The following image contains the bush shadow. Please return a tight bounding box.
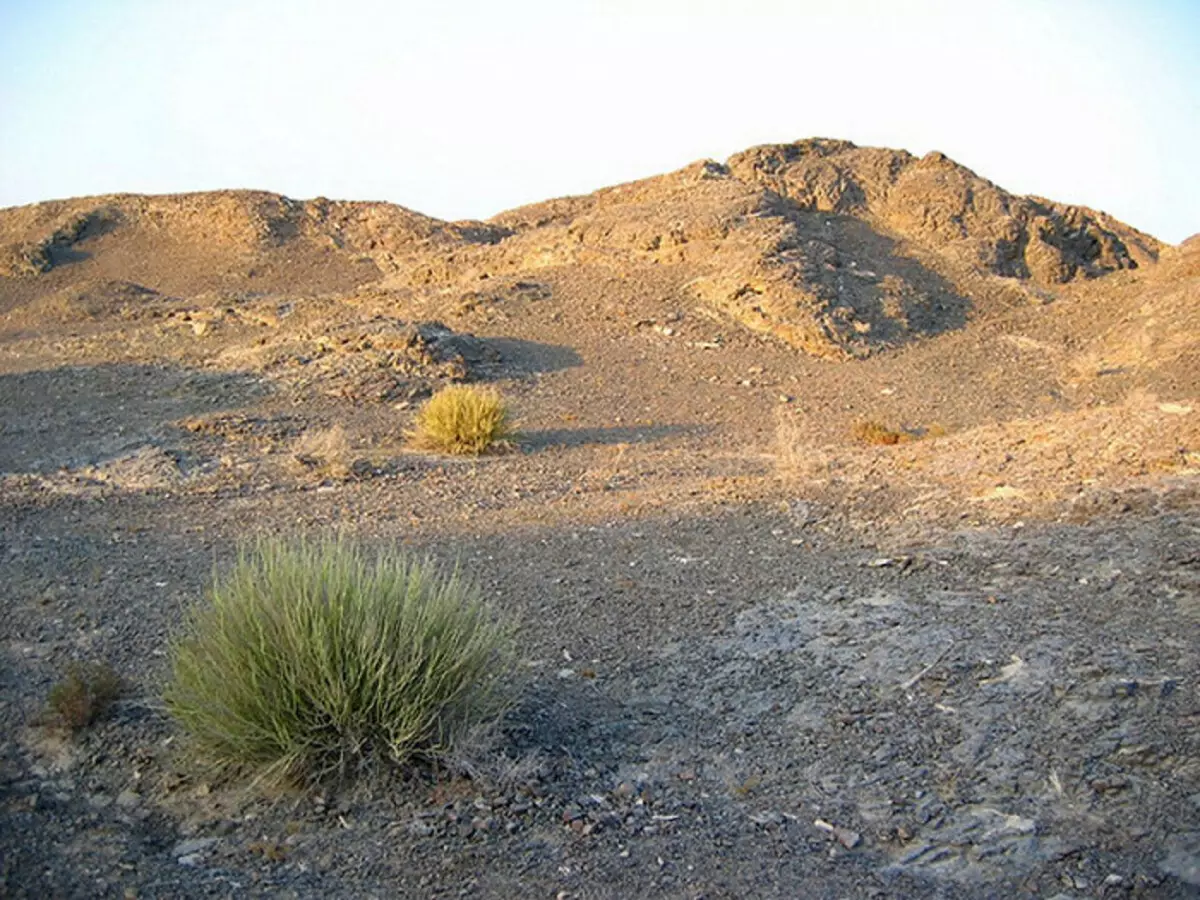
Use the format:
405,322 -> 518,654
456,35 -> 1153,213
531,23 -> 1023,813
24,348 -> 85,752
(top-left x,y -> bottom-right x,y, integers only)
479,338 -> 583,376
519,423 -> 706,450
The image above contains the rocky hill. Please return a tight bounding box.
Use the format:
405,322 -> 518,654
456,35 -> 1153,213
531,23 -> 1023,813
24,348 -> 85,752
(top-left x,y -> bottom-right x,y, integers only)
0,140 -> 1169,361
487,139 -> 1164,357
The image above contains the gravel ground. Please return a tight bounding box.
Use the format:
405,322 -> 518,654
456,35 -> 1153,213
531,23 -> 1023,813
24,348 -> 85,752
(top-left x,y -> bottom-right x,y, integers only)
2,482 -> 1197,898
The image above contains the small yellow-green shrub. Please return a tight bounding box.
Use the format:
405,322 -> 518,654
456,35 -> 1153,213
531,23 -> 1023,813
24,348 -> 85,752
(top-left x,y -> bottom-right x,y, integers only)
409,385 -> 515,455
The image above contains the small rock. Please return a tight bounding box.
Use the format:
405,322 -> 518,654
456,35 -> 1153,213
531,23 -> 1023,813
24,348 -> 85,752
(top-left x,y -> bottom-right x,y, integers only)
750,810 -> 784,827
173,837 -> 219,861
596,812 -> 622,831
116,789 -> 140,809
562,805 -> 585,824
1113,680 -> 1139,698
1157,402 -> 1193,415
1114,744 -> 1157,765
834,827 -> 862,849
1091,775 -> 1130,793
1161,831 -> 1200,886
813,818 -> 862,849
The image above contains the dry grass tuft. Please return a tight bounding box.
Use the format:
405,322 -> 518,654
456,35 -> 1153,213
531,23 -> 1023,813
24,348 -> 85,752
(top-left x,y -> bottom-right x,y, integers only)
44,662 -> 123,731
774,412 -> 831,483
408,385 -> 516,456
850,420 -> 912,446
289,424 -> 354,479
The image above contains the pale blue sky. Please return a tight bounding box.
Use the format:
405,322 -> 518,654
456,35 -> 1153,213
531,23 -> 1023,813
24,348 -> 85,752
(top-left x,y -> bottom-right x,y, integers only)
1,0 -> 1197,242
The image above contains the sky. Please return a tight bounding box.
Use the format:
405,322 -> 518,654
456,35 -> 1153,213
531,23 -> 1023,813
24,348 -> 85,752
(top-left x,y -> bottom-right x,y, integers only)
1,0 -> 1197,243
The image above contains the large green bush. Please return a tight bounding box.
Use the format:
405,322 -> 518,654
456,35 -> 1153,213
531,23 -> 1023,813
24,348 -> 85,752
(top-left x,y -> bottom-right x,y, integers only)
165,538 -> 514,784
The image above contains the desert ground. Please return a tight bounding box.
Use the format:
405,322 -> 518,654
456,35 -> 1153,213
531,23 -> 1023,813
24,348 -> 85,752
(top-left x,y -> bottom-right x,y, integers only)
1,140 -> 1197,898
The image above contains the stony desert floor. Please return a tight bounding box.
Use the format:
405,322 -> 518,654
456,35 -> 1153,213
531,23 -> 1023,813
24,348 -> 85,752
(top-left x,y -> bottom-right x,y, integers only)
1,143 -> 1198,897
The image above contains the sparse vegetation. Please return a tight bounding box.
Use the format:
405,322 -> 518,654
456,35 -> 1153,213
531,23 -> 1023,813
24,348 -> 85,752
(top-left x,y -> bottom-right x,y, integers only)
408,384 -> 516,455
164,538 -> 515,785
773,410 -> 832,482
289,423 -> 354,480
44,662 -> 123,731
850,419 -> 912,446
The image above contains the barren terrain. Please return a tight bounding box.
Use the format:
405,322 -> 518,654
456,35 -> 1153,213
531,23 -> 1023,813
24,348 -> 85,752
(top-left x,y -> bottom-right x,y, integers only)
1,140 -> 1197,898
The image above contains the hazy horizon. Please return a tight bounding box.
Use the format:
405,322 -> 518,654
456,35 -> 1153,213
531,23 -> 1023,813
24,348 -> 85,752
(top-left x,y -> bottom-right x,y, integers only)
2,0 -> 1197,243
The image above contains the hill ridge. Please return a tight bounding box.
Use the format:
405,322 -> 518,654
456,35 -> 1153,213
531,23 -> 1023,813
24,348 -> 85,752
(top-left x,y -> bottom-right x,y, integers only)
0,138 -> 1174,359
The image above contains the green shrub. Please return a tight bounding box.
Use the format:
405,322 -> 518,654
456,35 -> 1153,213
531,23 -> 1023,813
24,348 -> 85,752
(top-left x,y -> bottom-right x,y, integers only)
45,661 -> 123,731
164,538 -> 514,785
409,384 -> 516,455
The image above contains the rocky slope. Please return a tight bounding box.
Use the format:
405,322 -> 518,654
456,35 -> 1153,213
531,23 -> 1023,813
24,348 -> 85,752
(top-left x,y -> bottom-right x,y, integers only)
0,140 -> 1168,360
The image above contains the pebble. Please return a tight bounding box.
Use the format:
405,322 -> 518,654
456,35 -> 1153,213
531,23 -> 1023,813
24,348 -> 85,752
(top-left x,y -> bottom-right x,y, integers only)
813,818 -> 862,849
749,810 -> 784,827
172,837 -> 218,861
1161,831 -> 1200,886
407,820 -> 435,837
562,805 -> 585,824
116,789 -> 140,809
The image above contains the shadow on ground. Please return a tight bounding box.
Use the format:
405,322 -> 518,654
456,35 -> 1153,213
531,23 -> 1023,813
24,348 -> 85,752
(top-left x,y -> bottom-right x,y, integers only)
1,493 -> 1197,896
0,363 -> 266,473
519,423 -> 706,450
482,337 -> 583,375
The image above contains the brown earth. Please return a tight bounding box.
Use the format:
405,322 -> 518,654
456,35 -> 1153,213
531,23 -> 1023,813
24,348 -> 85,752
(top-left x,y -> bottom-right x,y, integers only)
0,139 -> 1197,898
